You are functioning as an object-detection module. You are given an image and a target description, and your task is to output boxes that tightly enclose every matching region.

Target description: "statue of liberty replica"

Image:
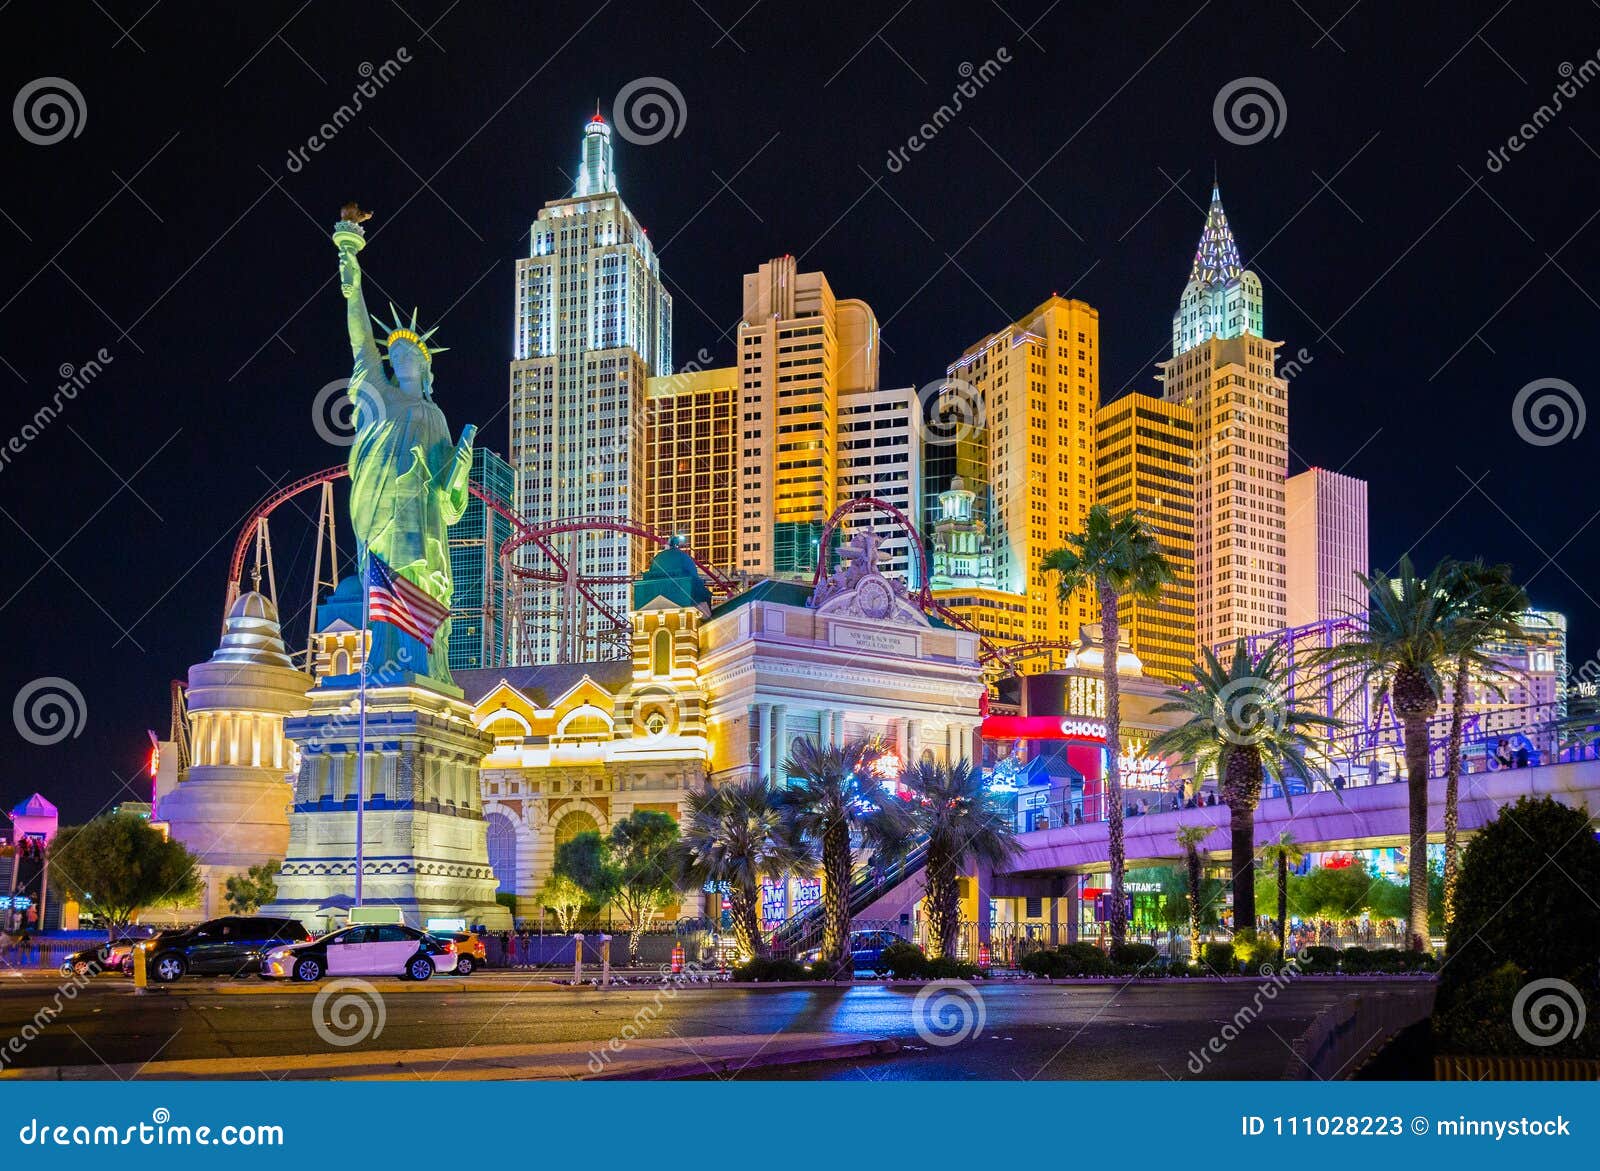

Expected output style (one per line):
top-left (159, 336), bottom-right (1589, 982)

top-left (336, 203), bottom-right (475, 688)
top-left (266, 205), bottom-right (508, 932)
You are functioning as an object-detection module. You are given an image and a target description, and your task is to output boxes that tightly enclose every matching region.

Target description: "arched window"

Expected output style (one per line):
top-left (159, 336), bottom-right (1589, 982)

top-left (332, 649), bottom-right (350, 676)
top-left (485, 811), bottom-right (520, 895)
top-left (652, 627), bottom-right (672, 677)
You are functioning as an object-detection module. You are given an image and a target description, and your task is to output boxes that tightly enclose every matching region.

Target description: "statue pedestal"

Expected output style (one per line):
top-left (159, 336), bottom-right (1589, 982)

top-left (265, 678), bottom-right (510, 934)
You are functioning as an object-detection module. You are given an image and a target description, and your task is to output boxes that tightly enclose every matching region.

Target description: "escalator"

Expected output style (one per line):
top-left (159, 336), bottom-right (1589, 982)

top-left (769, 837), bottom-right (930, 955)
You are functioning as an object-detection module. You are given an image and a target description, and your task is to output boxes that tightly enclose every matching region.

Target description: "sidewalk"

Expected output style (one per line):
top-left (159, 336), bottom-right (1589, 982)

top-left (1, 1032), bottom-right (897, 1081)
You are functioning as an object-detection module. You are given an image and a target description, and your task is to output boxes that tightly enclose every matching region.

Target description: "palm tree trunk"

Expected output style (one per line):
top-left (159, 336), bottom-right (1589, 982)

top-left (1400, 712), bottom-right (1433, 952)
top-left (1443, 657), bottom-right (1468, 928)
top-left (1276, 853), bottom-right (1288, 965)
top-left (727, 882), bottom-right (764, 960)
top-left (923, 847), bottom-right (960, 959)
top-left (1224, 750), bottom-right (1259, 932)
top-left (1185, 845), bottom-right (1202, 963)
top-left (820, 820), bottom-right (853, 977)
top-left (1099, 578), bottom-right (1127, 949)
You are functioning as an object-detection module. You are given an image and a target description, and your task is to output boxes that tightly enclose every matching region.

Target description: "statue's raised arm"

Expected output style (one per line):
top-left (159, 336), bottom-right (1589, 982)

top-left (333, 204), bottom-right (382, 381)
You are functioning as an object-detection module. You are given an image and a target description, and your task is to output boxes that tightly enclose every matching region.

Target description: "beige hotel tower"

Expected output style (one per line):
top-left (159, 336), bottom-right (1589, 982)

top-left (1158, 185), bottom-right (1288, 651)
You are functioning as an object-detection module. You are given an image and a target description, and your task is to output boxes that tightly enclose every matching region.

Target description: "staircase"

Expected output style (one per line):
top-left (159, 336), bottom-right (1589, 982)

top-left (769, 838), bottom-right (929, 955)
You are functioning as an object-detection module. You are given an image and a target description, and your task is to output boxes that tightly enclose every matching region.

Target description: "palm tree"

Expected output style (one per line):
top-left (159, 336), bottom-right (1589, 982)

top-left (898, 758), bottom-right (1021, 959)
top-left (1175, 824), bottom-right (1209, 963)
top-left (1313, 556), bottom-right (1457, 951)
top-left (1041, 504), bottom-right (1173, 948)
top-left (675, 778), bottom-right (803, 961)
top-left (776, 737), bottom-right (909, 978)
top-left (1258, 831), bottom-right (1306, 966)
top-left (1438, 560), bottom-right (1528, 925)
top-left (1149, 639), bottom-right (1333, 939)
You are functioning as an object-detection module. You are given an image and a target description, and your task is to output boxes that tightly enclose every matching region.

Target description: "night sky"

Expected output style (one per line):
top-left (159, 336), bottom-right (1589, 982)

top-left (3, 2), bottom-right (1598, 823)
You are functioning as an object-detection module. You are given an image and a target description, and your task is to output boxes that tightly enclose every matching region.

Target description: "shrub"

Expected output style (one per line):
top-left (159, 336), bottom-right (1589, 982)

top-left (875, 940), bottom-right (930, 978)
top-left (1438, 797), bottom-right (1600, 1057)
top-left (1056, 941), bottom-right (1112, 976)
top-left (1298, 945), bottom-right (1340, 974)
top-left (1019, 949), bottom-right (1061, 977)
top-left (1339, 946), bottom-right (1373, 973)
top-left (1231, 928), bottom-right (1279, 971)
top-left (1109, 942), bottom-right (1159, 971)
top-left (1165, 959), bottom-right (1192, 978)
top-left (1201, 942), bottom-right (1235, 972)
top-left (926, 956), bottom-right (982, 980)
top-left (732, 957), bottom-right (810, 983)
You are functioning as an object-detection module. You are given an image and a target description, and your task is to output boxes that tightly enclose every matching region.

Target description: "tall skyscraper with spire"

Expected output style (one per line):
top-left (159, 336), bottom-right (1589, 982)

top-left (1159, 185), bottom-right (1287, 651)
top-left (509, 112), bottom-right (673, 663)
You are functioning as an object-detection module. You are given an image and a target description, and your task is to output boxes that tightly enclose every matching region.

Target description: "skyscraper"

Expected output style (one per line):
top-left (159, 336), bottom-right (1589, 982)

top-left (1094, 392), bottom-right (1196, 681)
top-left (736, 256), bottom-right (879, 580)
top-left (644, 365), bottom-right (740, 575)
top-left (509, 113), bottom-right (673, 663)
top-left (1159, 186), bottom-right (1288, 650)
top-left (928, 476), bottom-right (1027, 646)
top-left (836, 384), bottom-right (923, 585)
top-left (448, 447), bottom-right (516, 672)
top-left (948, 296), bottom-right (1101, 651)
top-left (1285, 467), bottom-right (1368, 627)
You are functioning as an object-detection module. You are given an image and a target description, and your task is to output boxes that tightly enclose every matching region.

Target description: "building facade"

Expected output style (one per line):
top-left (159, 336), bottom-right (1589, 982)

top-left (1285, 466), bottom-right (1368, 627)
top-left (509, 113), bottom-right (673, 663)
top-left (948, 296), bottom-right (1100, 651)
top-left (1159, 186), bottom-right (1288, 651)
top-left (643, 365), bottom-right (740, 576)
top-left (447, 447), bottom-right (515, 672)
top-left (927, 475), bottom-right (1027, 648)
top-left (1094, 392), bottom-right (1197, 681)
top-left (457, 534), bottom-right (985, 922)
top-left (836, 384), bottom-right (923, 585)
top-left (736, 256), bottom-right (879, 580)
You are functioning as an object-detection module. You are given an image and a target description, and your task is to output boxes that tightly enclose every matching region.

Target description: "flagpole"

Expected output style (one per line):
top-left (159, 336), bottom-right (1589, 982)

top-left (355, 553), bottom-right (368, 910)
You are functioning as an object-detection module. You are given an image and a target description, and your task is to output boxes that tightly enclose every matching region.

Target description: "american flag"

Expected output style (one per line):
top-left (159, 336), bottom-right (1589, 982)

top-left (366, 554), bottom-right (449, 650)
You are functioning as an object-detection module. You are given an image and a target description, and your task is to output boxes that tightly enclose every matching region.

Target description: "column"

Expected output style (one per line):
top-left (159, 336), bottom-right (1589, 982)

top-left (770, 704), bottom-right (788, 783)
top-left (975, 862), bottom-right (992, 948)
top-left (832, 710), bottom-right (845, 747)
top-left (1065, 874), bottom-right (1080, 944)
top-left (755, 703), bottom-right (771, 783)
top-left (1048, 887), bottom-right (1061, 949)
top-left (906, 718), bottom-right (921, 766)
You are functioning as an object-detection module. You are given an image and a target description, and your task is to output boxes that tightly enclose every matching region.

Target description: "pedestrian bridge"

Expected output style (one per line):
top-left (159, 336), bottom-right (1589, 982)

top-left (999, 758), bottom-right (1600, 879)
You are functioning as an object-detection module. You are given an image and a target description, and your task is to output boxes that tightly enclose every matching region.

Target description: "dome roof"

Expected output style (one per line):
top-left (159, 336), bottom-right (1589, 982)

top-left (633, 540), bottom-right (711, 609)
top-left (212, 590), bottom-right (295, 668)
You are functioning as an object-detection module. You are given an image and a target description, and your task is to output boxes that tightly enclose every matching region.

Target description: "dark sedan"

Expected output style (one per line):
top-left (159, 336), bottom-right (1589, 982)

top-left (140, 916), bottom-right (310, 982)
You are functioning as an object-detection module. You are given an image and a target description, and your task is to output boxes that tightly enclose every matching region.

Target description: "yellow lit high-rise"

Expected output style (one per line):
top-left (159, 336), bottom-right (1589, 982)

top-left (1094, 393), bottom-right (1197, 681)
top-left (643, 366), bottom-right (740, 576)
top-left (948, 296), bottom-right (1100, 653)
top-left (737, 256), bottom-right (879, 579)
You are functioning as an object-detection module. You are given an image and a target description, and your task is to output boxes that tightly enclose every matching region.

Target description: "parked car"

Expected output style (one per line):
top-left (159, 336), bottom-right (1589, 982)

top-left (140, 916), bottom-right (311, 983)
top-left (429, 931), bottom-right (485, 975)
top-left (262, 923), bottom-right (456, 983)
top-left (800, 928), bottom-right (905, 970)
top-left (59, 940), bottom-right (132, 977)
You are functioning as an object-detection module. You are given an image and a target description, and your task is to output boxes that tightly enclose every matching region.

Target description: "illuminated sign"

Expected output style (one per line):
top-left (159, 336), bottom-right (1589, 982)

top-left (979, 715), bottom-right (1107, 743)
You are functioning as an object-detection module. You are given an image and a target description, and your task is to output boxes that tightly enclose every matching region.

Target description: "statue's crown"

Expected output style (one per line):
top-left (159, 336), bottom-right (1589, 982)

top-left (374, 304), bottom-right (448, 364)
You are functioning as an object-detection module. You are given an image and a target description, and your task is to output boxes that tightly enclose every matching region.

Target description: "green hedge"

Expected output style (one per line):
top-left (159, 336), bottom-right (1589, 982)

top-left (873, 940), bottom-right (982, 980)
top-left (731, 957), bottom-right (811, 982)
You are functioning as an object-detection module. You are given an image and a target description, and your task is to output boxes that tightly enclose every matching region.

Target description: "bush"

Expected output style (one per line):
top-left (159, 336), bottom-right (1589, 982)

top-left (1202, 942), bottom-right (1235, 972)
top-left (926, 956), bottom-right (982, 980)
top-left (1339, 946), bottom-right (1373, 973)
top-left (1298, 945), bottom-right (1340, 974)
top-left (1433, 962), bottom-right (1531, 1055)
top-left (1437, 796), bottom-right (1600, 1055)
top-left (1231, 928), bottom-right (1280, 971)
top-left (1165, 959), bottom-right (1192, 978)
top-left (731, 957), bottom-right (811, 983)
top-left (1019, 949), bottom-right (1061, 977)
top-left (1109, 942), bottom-right (1159, 971)
top-left (875, 940), bottom-right (930, 977)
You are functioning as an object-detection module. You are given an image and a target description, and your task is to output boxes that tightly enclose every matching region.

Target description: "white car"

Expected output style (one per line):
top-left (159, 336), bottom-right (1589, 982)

top-left (262, 923), bottom-right (457, 982)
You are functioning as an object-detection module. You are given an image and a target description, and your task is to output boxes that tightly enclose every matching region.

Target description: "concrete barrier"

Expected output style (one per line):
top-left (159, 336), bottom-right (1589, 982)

top-left (1285, 986), bottom-right (1435, 1079)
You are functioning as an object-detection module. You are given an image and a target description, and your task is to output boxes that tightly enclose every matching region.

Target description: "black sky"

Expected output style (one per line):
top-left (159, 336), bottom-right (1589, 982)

top-left (4, 1), bottom-right (1599, 822)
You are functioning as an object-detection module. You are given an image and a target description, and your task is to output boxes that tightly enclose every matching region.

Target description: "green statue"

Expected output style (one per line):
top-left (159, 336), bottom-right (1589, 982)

top-left (334, 207), bottom-right (475, 687)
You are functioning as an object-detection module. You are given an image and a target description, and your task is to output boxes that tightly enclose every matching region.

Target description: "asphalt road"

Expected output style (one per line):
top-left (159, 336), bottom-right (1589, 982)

top-left (0, 975), bottom-right (1424, 1080)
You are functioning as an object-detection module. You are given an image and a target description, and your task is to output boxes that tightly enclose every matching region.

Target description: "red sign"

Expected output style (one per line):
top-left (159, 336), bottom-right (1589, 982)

top-left (980, 715), bottom-right (1107, 743)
